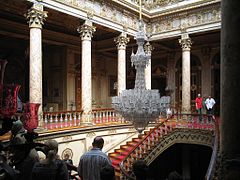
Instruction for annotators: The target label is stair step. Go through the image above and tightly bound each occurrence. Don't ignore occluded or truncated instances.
[126,141,138,146]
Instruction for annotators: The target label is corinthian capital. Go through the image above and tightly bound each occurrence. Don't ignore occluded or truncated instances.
[77,20,96,40]
[114,32,130,50]
[179,33,192,50]
[26,3,47,29]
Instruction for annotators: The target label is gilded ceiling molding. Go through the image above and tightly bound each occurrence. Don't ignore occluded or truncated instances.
[35,0,220,39]
[131,0,185,10]
[54,0,140,31]
[145,128,213,164]
[149,4,221,35]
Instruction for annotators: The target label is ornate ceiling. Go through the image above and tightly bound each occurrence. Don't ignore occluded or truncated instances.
[0,0,220,61]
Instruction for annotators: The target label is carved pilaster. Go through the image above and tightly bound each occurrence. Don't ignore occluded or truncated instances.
[114,32,129,50]
[77,20,96,40]
[26,3,47,29]
[179,33,192,51]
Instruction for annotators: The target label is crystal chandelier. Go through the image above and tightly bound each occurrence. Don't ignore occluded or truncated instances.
[112,2,163,133]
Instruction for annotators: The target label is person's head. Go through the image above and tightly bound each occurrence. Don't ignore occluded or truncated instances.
[208,95,211,99]
[11,120,25,136]
[92,136,104,149]
[198,94,201,97]
[100,164,115,180]
[132,159,148,180]
[168,171,182,180]
[44,139,58,162]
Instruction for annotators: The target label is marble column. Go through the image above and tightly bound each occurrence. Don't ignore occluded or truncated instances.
[219,0,240,179]
[144,41,154,90]
[26,3,47,126]
[114,32,129,95]
[179,32,192,113]
[77,19,95,124]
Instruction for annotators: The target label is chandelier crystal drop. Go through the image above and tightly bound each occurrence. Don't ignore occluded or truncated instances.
[112,20,164,133]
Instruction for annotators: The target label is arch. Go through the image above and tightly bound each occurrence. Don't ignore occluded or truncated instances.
[145,128,212,164]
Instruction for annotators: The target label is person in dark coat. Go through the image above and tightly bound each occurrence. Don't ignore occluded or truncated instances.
[31,139,69,180]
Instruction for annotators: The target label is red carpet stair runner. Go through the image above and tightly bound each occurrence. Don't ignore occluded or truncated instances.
[109,120,172,179]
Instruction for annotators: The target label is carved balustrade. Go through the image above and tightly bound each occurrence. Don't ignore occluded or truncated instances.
[42,108,128,130]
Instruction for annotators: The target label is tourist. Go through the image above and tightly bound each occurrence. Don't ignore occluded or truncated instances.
[10,120,39,180]
[63,153,73,179]
[31,139,69,180]
[205,96,216,121]
[78,136,112,180]
[195,94,203,121]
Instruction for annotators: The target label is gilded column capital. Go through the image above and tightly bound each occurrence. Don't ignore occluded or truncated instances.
[114,32,130,50]
[77,20,96,41]
[179,33,192,51]
[26,3,47,29]
[144,41,154,55]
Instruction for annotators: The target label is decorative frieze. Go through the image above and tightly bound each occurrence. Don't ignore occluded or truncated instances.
[26,3,48,29]
[130,0,184,10]
[150,4,221,35]
[44,0,221,39]
[55,0,139,31]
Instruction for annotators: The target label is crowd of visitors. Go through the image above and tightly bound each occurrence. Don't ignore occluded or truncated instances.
[0,115,196,180]
[0,120,115,180]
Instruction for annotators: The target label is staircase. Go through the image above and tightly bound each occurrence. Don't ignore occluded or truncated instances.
[108,115,217,179]
[109,119,172,179]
